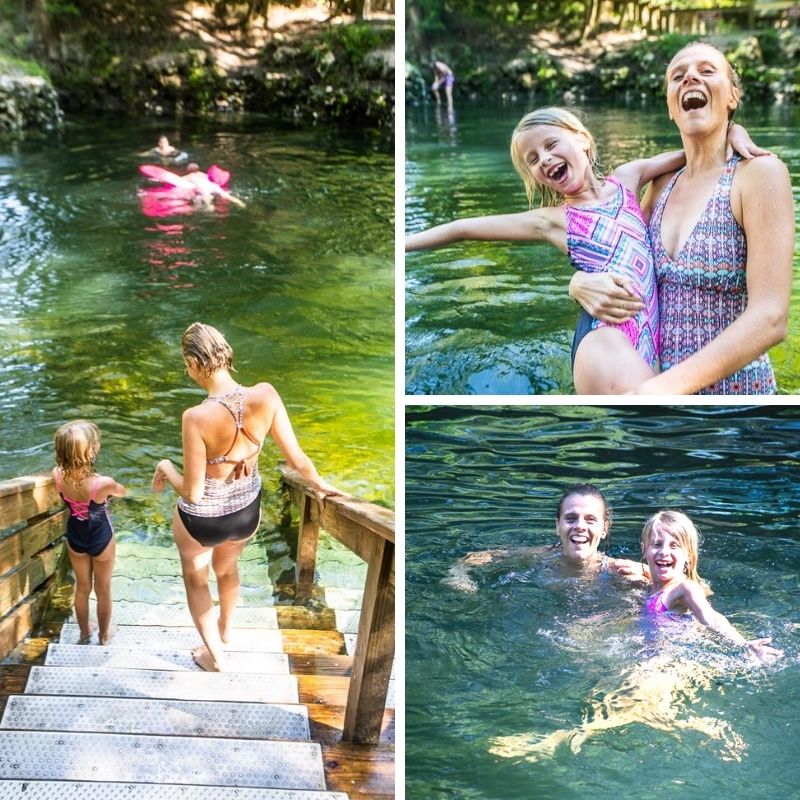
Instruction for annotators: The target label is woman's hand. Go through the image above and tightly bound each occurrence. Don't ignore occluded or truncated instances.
[745,637,784,664]
[312,479,346,505]
[151,460,171,493]
[726,123,772,161]
[607,557,649,583]
[569,271,643,324]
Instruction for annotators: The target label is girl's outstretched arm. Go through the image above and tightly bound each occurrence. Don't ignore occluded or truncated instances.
[678,580,783,663]
[406,207,565,253]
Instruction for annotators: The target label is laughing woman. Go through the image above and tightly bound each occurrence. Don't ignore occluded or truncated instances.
[152,322,339,671]
[570,42,794,394]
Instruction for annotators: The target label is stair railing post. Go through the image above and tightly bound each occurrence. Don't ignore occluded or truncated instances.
[295,492,320,603]
[342,536,395,744]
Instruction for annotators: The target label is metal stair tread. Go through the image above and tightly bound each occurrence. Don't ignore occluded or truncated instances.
[25,666,298,703]
[60,623,284,652]
[0,781,348,800]
[0,730,326,789]
[0,694,309,740]
[0,780,348,800]
[45,644,289,674]
[72,600,278,627]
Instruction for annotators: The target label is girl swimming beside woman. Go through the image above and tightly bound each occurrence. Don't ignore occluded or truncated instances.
[641,510,781,660]
[489,509,782,763]
[405,107,762,393]
[53,421,126,644]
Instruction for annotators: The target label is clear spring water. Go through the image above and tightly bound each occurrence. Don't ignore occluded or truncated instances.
[0,113,394,603]
[405,406,800,799]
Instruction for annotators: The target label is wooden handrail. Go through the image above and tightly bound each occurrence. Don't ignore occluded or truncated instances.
[0,473,67,660]
[279,464,395,745]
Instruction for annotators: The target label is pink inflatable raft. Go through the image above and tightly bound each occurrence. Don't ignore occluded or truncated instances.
[138,164,232,217]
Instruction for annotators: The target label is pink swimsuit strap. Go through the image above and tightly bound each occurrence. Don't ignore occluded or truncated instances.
[55,470,100,521]
[645,589,669,615]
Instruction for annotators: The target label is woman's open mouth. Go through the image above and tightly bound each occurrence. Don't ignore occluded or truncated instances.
[681,90,707,111]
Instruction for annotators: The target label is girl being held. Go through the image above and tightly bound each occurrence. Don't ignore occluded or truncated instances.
[53,421,126,644]
[405,107,765,394]
[642,510,781,663]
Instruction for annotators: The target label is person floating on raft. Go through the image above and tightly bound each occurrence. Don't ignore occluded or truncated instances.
[142,135,189,164]
[139,162,246,214]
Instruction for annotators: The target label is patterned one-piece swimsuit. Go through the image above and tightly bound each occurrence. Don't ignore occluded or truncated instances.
[649,155,776,395]
[565,177,660,370]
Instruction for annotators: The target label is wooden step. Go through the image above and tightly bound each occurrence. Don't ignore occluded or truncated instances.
[60,622,284,651]
[1,694,309,740]
[25,666,298,703]
[73,600,278,628]
[0,782,348,800]
[45,644,289,674]
[0,730,326,789]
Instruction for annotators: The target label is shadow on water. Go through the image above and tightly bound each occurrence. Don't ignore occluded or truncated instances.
[405,101,800,395]
[0,113,393,606]
[406,406,800,800]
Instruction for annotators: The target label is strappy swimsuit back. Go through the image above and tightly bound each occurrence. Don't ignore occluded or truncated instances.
[54,469,114,556]
[205,386,263,480]
[177,385,264,546]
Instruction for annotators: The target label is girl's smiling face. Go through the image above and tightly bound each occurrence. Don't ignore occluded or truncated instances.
[516,124,593,199]
[644,528,689,586]
[556,493,608,563]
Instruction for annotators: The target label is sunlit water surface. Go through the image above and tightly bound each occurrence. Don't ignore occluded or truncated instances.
[405,102,800,394]
[406,406,800,799]
[0,114,394,605]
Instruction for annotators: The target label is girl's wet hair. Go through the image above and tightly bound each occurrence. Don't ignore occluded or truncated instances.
[556,483,611,552]
[641,509,703,583]
[666,41,742,120]
[54,420,100,483]
[182,322,235,378]
[510,107,601,208]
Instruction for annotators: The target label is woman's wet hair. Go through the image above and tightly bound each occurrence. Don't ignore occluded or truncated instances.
[555,483,611,552]
[665,41,742,120]
[641,509,703,583]
[510,107,601,208]
[182,322,234,377]
[54,420,100,483]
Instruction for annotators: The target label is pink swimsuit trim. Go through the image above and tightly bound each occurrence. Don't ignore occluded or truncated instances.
[54,470,100,521]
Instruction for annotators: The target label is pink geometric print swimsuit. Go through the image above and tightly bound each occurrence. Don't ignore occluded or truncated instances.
[565,177,660,370]
[645,589,670,615]
[649,156,776,394]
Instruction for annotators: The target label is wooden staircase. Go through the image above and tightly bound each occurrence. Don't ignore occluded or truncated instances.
[0,602,349,798]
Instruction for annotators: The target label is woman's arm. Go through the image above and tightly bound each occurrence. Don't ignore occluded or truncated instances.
[613,151,685,195]
[406,207,565,252]
[268,388,341,501]
[635,156,793,394]
[443,546,543,593]
[151,408,207,503]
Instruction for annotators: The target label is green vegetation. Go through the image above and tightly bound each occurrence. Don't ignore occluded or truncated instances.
[406,0,800,105]
[0,0,395,131]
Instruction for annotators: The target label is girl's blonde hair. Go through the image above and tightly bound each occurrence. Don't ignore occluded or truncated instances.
[641,509,703,584]
[510,107,601,208]
[54,420,100,483]
[182,322,234,377]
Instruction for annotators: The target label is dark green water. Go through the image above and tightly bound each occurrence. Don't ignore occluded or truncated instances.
[0,114,393,593]
[405,102,800,395]
[405,406,800,799]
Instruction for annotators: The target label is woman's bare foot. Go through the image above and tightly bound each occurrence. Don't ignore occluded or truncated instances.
[218,618,231,644]
[98,629,114,646]
[77,631,92,645]
[192,645,222,672]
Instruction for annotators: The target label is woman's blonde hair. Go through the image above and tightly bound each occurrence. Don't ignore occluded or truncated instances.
[54,420,100,483]
[666,42,742,120]
[182,322,234,377]
[510,106,601,208]
[641,509,704,584]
